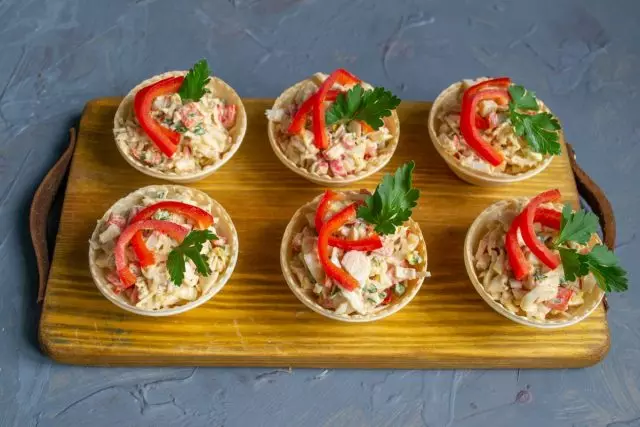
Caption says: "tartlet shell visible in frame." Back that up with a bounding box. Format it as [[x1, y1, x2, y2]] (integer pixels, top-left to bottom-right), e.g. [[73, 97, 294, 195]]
[[267, 73, 401, 186], [464, 198, 605, 328], [113, 71, 247, 183], [88, 185, 239, 316], [428, 80, 554, 186], [280, 191, 428, 322]]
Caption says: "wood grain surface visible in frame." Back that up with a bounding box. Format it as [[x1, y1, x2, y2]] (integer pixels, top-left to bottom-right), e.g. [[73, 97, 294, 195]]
[[38, 98, 609, 368]]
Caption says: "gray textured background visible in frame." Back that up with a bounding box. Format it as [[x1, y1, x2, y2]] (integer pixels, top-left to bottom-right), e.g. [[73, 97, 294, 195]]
[[1, 0, 639, 426]]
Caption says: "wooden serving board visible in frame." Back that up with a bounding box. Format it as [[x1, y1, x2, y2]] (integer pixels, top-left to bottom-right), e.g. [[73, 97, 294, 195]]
[[39, 98, 609, 368]]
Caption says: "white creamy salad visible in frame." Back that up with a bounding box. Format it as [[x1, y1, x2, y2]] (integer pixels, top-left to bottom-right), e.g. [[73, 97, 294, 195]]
[[267, 74, 396, 178], [90, 187, 231, 310], [289, 194, 429, 316], [473, 200, 596, 321], [115, 78, 237, 174], [435, 78, 551, 175]]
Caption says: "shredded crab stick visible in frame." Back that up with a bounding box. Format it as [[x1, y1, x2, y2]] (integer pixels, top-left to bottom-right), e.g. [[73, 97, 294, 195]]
[[115, 220, 189, 287]]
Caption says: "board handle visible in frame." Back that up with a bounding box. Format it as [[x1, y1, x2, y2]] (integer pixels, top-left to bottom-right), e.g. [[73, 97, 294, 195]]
[[30, 128, 77, 302]]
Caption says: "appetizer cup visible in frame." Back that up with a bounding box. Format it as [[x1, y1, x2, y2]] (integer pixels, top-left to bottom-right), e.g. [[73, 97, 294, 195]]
[[114, 70, 247, 183], [89, 185, 239, 316], [428, 79, 555, 186], [281, 191, 428, 322], [464, 198, 604, 328], [267, 72, 400, 186]]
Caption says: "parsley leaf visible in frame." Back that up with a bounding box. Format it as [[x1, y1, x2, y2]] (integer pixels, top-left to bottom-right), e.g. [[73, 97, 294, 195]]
[[325, 84, 400, 130], [555, 206, 628, 294], [554, 203, 599, 246], [166, 230, 218, 286], [508, 84, 561, 156], [508, 85, 539, 110], [357, 161, 419, 235], [558, 247, 588, 282], [584, 245, 628, 292], [178, 59, 211, 103]]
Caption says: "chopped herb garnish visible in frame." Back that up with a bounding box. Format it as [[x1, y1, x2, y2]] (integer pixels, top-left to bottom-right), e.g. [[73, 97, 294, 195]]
[[178, 59, 211, 103], [193, 124, 206, 135], [167, 230, 217, 286], [153, 210, 171, 221], [325, 84, 401, 130], [367, 297, 377, 304], [174, 121, 188, 133], [394, 283, 406, 296]]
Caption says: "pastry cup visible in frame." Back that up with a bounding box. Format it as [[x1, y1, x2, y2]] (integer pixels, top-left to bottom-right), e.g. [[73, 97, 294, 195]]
[[88, 185, 239, 316], [268, 73, 400, 186], [428, 80, 554, 186], [280, 191, 428, 322], [464, 198, 605, 328], [114, 71, 247, 183]]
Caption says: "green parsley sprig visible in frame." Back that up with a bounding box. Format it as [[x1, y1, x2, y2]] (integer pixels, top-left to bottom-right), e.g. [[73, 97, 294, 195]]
[[508, 85, 561, 156], [178, 59, 211, 103], [167, 230, 218, 286], [553, 204, 627, 292], [325, 84, 400, 130], [357, 161, 419, 235]]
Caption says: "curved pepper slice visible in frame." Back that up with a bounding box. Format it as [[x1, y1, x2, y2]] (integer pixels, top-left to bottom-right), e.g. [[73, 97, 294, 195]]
[[315, 190, 343, 232], [519, 189, 562, 270], [506, 213, 530, 281], [535, 208, 561, 230], [314, 190, 382, 251], [312, 69, 361, 150], [460, 88, 510, 166], [131, 232, 155, 267], [287, 90, 342, 135], [115, 220, 189, 287], [328, 235, 382, 251], [134, 76, 184, 157], [317, 204, 360, 291], [129, 201, 214, 267], [132, 201, 213, 229], [464, 77, 512, 98]]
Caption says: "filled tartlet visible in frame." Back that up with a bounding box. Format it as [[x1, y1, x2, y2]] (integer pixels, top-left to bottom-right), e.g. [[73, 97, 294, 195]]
[[89, 185, 238, 315], [429, 77, 562, 185], [281, 162, 429, 322], [114, 59, 246, 182], [465, 189, 628, 327], [267, 68, 401, 185]]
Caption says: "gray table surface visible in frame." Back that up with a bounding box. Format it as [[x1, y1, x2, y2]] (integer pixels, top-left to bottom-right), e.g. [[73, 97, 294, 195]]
[[1, 0, 639, 426]]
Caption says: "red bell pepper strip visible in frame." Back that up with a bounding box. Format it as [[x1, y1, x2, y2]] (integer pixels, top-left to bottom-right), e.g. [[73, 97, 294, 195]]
[[505, 214, 530, 281], [459, 88, 510, 166], [129, 201, 214, 268], [544, 287, 574, 311], [114, 220, 189, 287], [315, 190, 343, 232], [134, 76, 184, 157], [312, 69, 360, 150], [535, 208, 561, 230], [287, 90, 342, 135], [317, 204, 361, 291], [328, 235, 383, 251], [131, 232, 155, 267], [132, 201, 213, 229], [519, 189, 562, 269], [465, 77, 512, 98]]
